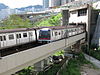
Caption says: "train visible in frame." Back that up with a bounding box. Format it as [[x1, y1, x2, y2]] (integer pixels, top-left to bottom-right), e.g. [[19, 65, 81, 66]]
[[38, 26, 84, 43], [0, 25, 84, 50]]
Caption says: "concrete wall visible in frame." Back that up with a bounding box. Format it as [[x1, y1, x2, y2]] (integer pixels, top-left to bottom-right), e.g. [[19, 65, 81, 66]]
[[89, 10, 99, 42], [65, 4, 99, 43]]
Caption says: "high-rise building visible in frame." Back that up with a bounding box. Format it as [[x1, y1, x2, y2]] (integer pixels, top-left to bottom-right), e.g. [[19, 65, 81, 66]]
[[51, 0, 61, 7], [61, 0, 69, 5], [43, 0, 49, 8], [50, 0, 75, 7]]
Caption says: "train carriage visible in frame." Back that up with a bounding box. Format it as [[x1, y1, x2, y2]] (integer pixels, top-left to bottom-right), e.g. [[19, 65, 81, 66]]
[[38, 26, 67, 43], [0, 25, 84, 50], [0, 28, 39, 50], [38, 26, 84, 43]]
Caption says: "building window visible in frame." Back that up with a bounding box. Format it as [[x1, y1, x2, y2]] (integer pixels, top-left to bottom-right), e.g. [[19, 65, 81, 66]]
[[23, 33, 27, 37], [9, 34, 14, 40], [78, 8, 87, 16]]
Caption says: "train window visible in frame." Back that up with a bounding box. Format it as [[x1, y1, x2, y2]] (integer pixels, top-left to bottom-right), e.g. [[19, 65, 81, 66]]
[[62, 31, 63, 34], [16, 34, 21, 38], [52, 32, 53, 36], [9, 34, 14, 40], [39, 30, 50, 39], [23, 33, 27, 37], [0, 36, 3, 41], [3, 36, 6, 41], [68, 29, 71, 32], [55, 32, 57, 36], [16, 34, 19, 38], [19, 34, 21, 38], [59, 32, 60, 35], [70, 29, 72, 31]]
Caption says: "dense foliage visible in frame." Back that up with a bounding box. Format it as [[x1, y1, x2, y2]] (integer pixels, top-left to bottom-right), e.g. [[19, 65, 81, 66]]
[[53, 50, 64, 56], [59, 53, 90, 75], [82, 44, 100, 60], [0, 14, 33, 29], [16, 66, 34, 75], [0, 13, 62, 29], [34, 13, 62, 26]]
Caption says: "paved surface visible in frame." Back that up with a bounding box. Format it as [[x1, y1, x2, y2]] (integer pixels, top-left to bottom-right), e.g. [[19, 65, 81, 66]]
[[84, 53, 100, 68], [80, 64, 100, 75]]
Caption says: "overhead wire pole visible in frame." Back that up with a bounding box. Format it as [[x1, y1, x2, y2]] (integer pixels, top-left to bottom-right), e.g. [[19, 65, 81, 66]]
[[87, 4, 91, 60], [62, 9, 70, 56]]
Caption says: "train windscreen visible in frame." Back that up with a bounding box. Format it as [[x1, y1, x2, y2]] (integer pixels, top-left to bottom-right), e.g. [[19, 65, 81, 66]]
[[39, 30, 50, 40]]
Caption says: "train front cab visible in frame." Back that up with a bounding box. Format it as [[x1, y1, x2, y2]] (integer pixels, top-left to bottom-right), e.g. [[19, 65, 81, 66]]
[[38, 28, 51, 43]]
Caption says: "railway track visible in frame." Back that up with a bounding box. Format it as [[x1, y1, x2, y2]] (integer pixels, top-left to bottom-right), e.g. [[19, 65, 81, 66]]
[[0, 42, 43, 57]]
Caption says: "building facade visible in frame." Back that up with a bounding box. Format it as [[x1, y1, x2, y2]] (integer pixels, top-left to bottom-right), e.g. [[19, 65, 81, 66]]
[[50, 0, 75, 7], [43, 0, 49, 8], [51, 0, 61, 7], [61, 0, 69, 5]]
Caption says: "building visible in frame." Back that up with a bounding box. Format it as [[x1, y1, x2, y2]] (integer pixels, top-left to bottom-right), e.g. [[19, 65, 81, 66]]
[[0, 8, 11, 20], [51, 0, 61, 7], [50, 0, 75, 7], [61, 0, 69, 5], [43, 0, 49, 9], [68, 5, 98, 45]]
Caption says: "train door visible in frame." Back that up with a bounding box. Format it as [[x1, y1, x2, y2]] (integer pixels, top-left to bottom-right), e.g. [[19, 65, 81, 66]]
[[16, 33, 21, 44], [0, 34, 6, 48], [29, 32, 33, 42], [2, 34, 6, 47]]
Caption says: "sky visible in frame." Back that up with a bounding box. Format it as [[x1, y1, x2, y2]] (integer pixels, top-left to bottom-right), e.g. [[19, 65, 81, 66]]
[[0, 0, 43, 8]]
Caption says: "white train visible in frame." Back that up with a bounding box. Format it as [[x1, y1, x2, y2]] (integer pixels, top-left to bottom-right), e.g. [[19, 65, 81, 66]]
[[0, 28, 40, 50], [0, 26, 84, 50], [38, 26, 84, 43]]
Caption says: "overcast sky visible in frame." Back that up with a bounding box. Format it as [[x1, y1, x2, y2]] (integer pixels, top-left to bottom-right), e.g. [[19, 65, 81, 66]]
[[0, 0, 43, 8]]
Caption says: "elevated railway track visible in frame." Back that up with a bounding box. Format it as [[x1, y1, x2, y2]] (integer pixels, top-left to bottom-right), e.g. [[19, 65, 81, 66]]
[[0, 32, 85, 75]]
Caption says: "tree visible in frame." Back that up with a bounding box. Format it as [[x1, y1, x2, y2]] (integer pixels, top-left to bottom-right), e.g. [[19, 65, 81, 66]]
[[2, 14, 32, 29]]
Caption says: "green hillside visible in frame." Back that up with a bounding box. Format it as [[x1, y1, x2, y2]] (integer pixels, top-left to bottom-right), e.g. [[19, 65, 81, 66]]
[[0, 13, 62, 29]]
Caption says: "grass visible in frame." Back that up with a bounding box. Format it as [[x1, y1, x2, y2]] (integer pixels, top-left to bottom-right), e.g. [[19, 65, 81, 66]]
[[59, 52, 92, 75], [82, 44, 100, 61], [38, 53, 91, 75]]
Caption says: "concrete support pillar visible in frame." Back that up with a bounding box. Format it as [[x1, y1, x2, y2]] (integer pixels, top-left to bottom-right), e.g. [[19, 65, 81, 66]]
[[0, 51, 1, 57], [44, 58, 50, 67], [64, 47, 73, 57], [62, 10, 69, 26], [64, 47, 71, 54], [71, 41, 81, 53], [34, 60, 44, 71], [34, 57, 50, 72]]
